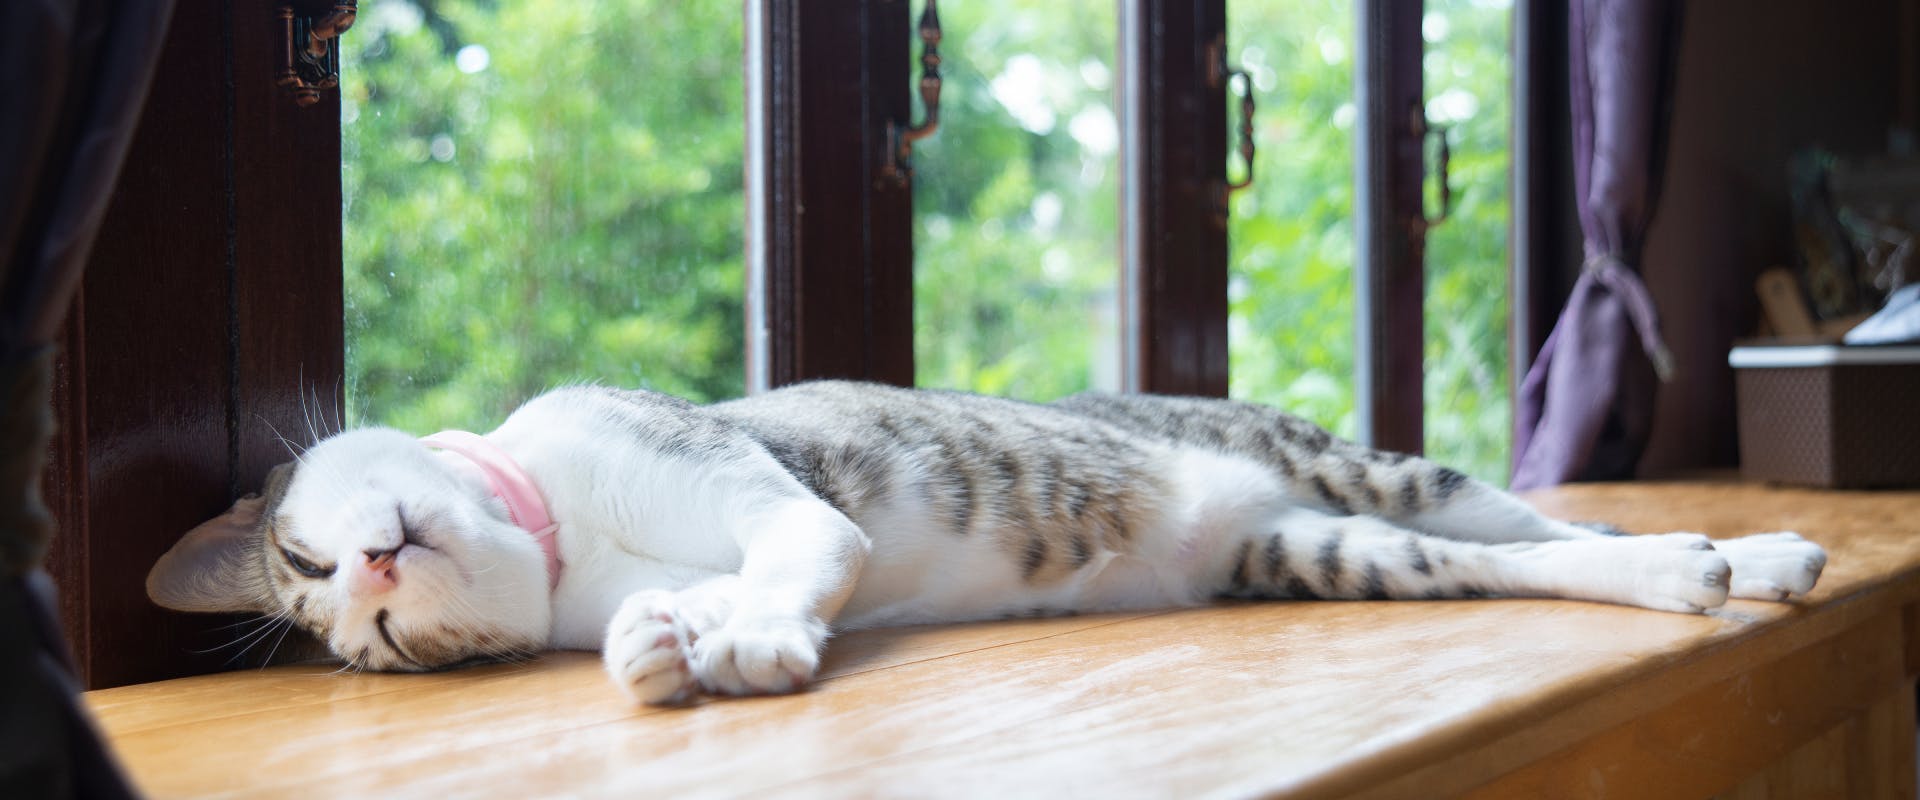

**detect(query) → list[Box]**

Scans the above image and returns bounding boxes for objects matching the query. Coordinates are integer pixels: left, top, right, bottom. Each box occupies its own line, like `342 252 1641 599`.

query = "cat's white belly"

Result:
831 516 1193 630
830 448 1289 628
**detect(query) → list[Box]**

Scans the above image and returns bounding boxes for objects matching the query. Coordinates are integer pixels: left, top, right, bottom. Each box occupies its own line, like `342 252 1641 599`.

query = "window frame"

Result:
49 0 344 688
745 0 916 391
51 0 1503 688
1118 0 1231 396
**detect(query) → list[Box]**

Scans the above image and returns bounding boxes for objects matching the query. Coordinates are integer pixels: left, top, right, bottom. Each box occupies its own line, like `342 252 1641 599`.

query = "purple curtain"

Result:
1511 0 1684 490
2 0 174 796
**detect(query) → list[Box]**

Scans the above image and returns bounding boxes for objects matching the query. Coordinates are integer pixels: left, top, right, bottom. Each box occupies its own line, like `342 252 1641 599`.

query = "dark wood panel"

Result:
1354 0 1426 453
46 0 346 689
1118 0 1229 397
231 0 344 486
747 0 914 391
50 0 237 690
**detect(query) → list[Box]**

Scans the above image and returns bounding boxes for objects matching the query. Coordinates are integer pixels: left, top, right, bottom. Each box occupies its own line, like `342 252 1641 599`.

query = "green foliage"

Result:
344 0 1511 483
1419 1 1514 485
1225 0 1363 438
342 0 745 433
912 2 1121 400
1224 0 1513 484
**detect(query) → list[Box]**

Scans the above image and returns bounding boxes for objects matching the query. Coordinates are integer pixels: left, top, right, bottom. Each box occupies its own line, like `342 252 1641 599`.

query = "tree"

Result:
343 0 1513 483
343 0 745 434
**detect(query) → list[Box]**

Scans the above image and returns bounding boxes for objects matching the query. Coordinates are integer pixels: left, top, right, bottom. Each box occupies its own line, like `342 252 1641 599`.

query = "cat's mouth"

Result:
374 608 429 670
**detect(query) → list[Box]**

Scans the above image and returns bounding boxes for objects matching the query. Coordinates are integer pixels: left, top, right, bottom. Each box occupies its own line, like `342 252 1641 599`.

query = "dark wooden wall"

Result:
1637 0 1905 475
48 0 343 689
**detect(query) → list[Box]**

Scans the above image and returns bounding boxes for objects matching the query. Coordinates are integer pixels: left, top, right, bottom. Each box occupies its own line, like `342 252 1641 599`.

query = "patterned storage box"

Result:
1730 344 1920 488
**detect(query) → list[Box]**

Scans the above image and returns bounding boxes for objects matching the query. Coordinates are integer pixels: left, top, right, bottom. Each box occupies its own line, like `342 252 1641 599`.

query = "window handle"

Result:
1411 102 1452 228
880 0 943 188
1208 38 1255 228
277 2 358 107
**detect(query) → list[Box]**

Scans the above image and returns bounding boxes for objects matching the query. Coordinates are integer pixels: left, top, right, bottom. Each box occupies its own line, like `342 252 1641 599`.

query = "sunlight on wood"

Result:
87 481 1920 798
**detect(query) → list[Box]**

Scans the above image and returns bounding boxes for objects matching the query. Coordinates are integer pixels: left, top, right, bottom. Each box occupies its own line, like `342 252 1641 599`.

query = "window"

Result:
913 2 1122 399
342 1 748 432
1227 0 1512 483
1419 0 1512 483
56 0 1535 688
1226 0 1360 434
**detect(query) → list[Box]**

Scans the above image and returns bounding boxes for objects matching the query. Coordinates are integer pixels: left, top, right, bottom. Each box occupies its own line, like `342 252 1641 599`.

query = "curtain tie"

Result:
1583 253 1675 382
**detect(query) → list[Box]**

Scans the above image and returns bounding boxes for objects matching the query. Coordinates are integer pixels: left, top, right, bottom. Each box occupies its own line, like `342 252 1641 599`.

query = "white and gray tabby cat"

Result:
146 381 1827 704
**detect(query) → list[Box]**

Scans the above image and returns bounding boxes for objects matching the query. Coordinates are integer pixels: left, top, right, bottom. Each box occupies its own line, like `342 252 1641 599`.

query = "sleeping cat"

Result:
146 381 1827 704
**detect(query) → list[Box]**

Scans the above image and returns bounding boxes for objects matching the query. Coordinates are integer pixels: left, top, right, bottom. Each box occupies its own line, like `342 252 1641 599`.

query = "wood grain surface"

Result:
85 480 1920 798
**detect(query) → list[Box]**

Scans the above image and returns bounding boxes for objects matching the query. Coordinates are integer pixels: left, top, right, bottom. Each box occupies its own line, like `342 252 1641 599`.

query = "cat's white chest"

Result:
497 428 752 647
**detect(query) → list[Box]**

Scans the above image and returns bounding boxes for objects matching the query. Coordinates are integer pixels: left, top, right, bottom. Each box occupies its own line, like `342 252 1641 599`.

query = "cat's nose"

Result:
350 547 400 595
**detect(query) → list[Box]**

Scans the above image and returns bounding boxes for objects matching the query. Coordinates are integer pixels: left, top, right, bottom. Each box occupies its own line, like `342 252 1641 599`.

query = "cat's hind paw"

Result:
1712 531 1827 600
692 615 826 697
1627 533 1732 614
604 590 698 705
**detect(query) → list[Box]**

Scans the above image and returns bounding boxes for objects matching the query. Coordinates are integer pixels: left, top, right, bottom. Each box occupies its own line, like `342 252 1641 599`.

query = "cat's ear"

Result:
146 461 298 613
146 494 272 613
260 460 298 517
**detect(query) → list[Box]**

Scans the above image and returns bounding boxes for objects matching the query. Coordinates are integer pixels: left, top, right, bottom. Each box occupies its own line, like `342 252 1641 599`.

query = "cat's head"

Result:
146 428 553 670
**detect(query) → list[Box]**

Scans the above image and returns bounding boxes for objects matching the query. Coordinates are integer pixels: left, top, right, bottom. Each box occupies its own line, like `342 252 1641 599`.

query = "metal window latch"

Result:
278 2 358 107
879 0 942 189
1208 36 1256 229
1411 101 1452 229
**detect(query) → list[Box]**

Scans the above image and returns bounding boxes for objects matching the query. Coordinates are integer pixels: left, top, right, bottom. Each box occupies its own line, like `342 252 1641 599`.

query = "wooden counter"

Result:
84 481 1920 798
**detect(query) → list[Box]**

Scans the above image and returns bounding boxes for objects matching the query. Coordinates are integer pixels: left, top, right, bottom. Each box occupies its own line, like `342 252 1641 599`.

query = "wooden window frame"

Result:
1118 0 1230 397
50 1 343 688
1354 0 1428 455
53 0 1508 688
745 0 916 391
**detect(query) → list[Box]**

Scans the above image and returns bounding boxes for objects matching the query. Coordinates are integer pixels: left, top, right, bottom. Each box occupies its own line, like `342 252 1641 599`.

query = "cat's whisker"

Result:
298 371 321 448
191 614 285 655
256 413 309 461
202 613 273 632
213 615 295 667
256 603 302 668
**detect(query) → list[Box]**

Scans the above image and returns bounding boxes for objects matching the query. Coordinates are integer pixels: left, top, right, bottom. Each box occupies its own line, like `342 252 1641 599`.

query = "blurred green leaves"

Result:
344 0 1511 483
342 0 745 434
912 2 1122 400
1224 0 1512 484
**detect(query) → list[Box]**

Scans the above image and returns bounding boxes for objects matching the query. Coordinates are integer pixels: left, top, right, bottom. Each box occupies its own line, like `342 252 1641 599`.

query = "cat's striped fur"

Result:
146 380 1829 705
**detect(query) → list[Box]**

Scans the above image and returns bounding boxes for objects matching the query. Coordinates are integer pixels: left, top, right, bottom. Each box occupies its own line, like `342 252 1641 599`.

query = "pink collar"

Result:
420 431 562 590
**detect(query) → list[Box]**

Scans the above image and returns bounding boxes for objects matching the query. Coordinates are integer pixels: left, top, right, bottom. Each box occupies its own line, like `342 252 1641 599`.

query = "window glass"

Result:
1227 0 1510 484
1226 0 1359 435
912 1 1121 400
1421 0 1511 484
342 1 745 432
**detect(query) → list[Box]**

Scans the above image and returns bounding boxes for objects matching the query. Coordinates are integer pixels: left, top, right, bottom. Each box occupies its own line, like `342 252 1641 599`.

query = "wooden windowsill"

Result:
85 480 1920 798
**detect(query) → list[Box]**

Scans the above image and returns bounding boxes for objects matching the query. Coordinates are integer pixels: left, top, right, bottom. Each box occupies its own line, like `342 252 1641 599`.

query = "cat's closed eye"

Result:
282 547 333 579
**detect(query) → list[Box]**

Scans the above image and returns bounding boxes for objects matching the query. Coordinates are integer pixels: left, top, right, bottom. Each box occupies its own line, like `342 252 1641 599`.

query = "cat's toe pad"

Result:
692 616 825 696
1595 534 1730 613
1713 531 1826 599
604 590 697 705
1644 549 1732 613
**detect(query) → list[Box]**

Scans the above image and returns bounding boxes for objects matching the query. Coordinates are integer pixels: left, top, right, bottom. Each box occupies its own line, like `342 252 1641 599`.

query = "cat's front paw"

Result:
692 615 826 697
1712 531 1827 601
604 590 698 705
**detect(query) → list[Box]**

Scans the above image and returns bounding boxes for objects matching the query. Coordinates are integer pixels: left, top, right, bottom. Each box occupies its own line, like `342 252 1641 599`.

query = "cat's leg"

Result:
603 497 870 704
1298 455 1826 602
1213 507 1734 613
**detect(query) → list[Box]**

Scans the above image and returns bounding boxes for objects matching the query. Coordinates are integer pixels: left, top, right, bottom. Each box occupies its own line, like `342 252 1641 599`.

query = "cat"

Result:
146 381 1827 705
